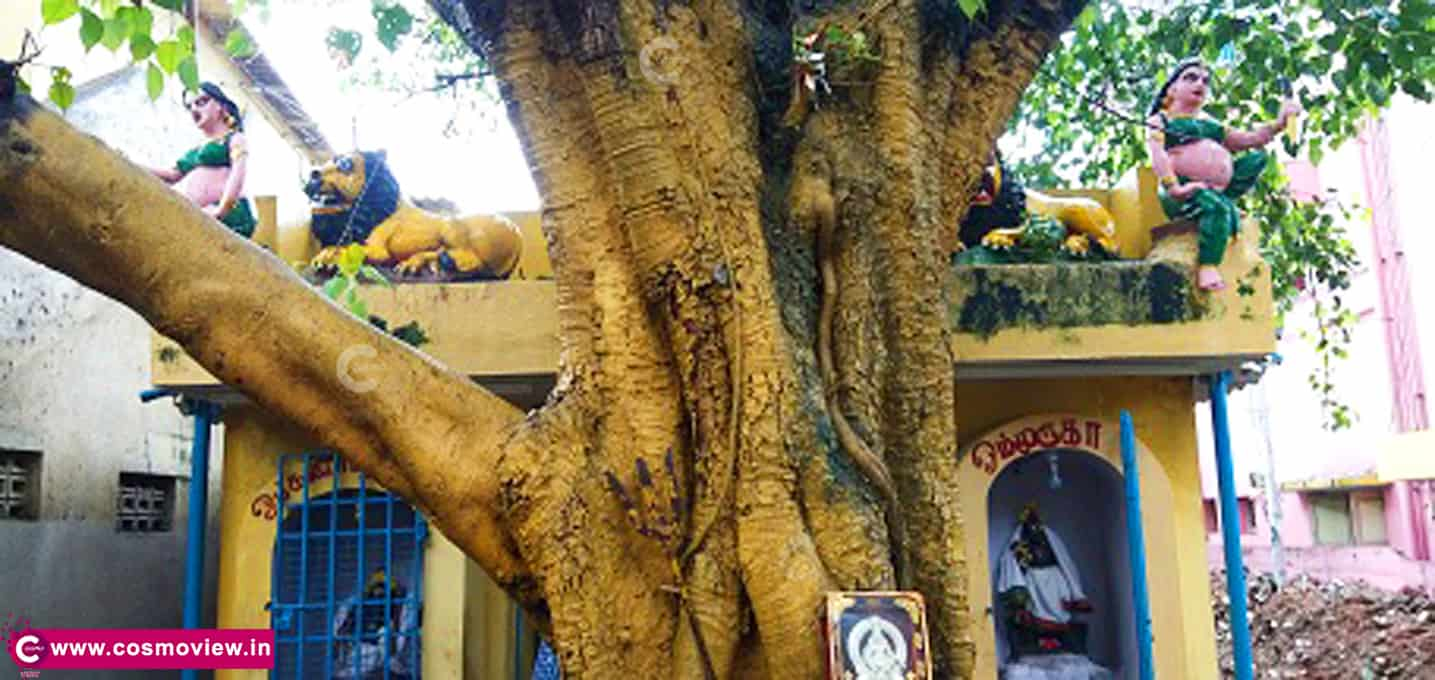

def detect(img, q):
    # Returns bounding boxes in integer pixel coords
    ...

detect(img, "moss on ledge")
[949,260,1206,340]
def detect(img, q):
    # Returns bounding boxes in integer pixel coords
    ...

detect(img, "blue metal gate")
[271,450,427,679]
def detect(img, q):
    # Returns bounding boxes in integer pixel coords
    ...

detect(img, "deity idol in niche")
[995,504,1113,679]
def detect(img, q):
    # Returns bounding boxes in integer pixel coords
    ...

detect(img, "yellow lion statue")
[304,151,522,279]
[959,152,1119,257]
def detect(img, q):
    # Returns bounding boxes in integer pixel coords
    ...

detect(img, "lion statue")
[304,151,523,279]
[959,151,1119,258]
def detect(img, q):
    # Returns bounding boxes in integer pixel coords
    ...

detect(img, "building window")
[0,450,41,520]
[1237,497,1258,534]
[1202,497,1257,534]
[1310,489,1388,546]
[116,473,175,533]
[1352,491,1388,544]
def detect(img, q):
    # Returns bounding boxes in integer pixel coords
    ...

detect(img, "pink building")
[1197,97,1435,594]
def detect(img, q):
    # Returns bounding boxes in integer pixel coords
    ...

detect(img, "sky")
[244,2,541,213]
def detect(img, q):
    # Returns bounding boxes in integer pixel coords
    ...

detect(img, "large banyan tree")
[0,0,1087,676]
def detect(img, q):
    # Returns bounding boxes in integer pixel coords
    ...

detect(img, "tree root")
[807,174,911,588]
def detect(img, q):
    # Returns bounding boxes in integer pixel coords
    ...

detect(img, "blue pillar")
[140,389,216,680]
[1120,411,1156,680]
[183,401,217,680]
[182,401,217,632]
[1210,371,1255,680]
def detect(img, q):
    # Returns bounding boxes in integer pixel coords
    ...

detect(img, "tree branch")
[0,93,530,587]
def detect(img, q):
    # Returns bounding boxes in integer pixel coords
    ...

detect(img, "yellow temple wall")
[956,376,1218,680]
[213,405,526,680]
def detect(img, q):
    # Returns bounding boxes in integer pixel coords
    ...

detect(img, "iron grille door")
[271,450,427,679]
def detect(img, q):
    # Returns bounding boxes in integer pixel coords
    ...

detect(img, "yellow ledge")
[950,166,1276,378]
[152,280,560,403]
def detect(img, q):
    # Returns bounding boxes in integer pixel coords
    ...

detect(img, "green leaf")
[178,26,196,50]
[49,80,75,111]
[322,276,349,300]
[41,0,80,25]
[390,321,429,348]
[357,265,392,287]
[152,0,183,11]
[224,31,256,58]
[326,28,363,65]
[130,34,157,62]
[100,15,132,52]
[79,9,104,51]
[130,7,154,37]
[155,40,182,73]
[343,288,368,319]
[177,56,200,92]
[957,0,984,19]
[338,244,367,277]
[146,62,164,100]
[372,3,414,52]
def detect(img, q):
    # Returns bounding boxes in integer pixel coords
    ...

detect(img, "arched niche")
[957,414,1181,680]
[987,448,1133,676]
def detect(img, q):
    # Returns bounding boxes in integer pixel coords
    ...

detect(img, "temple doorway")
[987,448,1137,679]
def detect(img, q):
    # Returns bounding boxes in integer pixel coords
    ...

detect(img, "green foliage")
[78,9,102,51]
[956,0,987,20]
[327,28,364,66]
[154,39,183,73]
[953,215,1120,266]
[318,245,428,348]
[372,1,414,53]
[146,61,164,99]
[224,30,256,59]
[41,0,80,26]
[29,0,205,111]
[1013,0,1435,430]
[47,66,74,111]
[322,1,416,66]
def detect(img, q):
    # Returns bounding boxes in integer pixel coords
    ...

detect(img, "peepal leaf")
[41,0,79,25]
[79,9,103,51]
[146,62,164,100]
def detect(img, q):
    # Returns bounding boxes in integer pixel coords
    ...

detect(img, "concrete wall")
[1205,541,1435,594]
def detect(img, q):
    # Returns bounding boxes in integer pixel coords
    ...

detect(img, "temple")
[147,162,1275,678]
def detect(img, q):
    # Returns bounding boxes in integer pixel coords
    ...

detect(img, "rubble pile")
[1211,570,1435,678]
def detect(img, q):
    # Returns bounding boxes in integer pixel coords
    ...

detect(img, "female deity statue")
[149,82,256,238]
[1146,59,1300,290]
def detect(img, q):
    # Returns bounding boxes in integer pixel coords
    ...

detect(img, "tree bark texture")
[0,0,1083,676]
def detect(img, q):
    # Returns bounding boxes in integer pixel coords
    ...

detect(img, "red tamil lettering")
[250,493,277,520]
[1085,421,1102,449]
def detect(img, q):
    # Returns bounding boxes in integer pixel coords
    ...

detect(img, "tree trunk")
[0,0,1082,676]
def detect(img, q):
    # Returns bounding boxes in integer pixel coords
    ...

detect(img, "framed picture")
[824,591,933,680]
